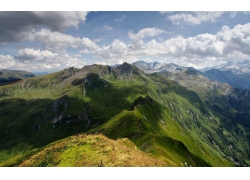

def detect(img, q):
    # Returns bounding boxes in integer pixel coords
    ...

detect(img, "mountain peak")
[114,62,143,76]
[240,60,250,64]
[213,60,250,75]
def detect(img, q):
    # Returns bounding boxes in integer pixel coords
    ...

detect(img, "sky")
[0,10,250,73]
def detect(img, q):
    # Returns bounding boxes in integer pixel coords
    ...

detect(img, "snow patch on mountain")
[203,60,250,75]
[132,60,190,74]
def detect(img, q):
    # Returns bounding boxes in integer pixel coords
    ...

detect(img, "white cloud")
[103,39,127,54]
[81,37,101,51]
[114,15,126,22]
[93,38,103,43]
[128,27,165,40]
[231,12,237,18]
[73,54,81,58]
[103,25,113,31]
[1,48,86,72]
[186,33,224,57]
[159,11,175,15]
[15,48,56,62]
[4,22,250,71]
[29,28,82,52]
[216,23,250,55]
[83,23,250,68]
[168,12,224,25]
[26,23,247,69]
[0,55,20,70]
[28,29,101,53]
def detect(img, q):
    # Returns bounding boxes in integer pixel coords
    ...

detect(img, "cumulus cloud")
[80,23,250,68]
[28,28,82,52]
[0,55,20,70]
[28,28,101,53]
[3,21,250,71]
[101,39,127,56]
[15,48,56,62]
[0,11,88,43]
[81,37,101,51]
[0,48,86,72]
[128,27,165,40]
[168,12,224,25]
[216,23,250,55]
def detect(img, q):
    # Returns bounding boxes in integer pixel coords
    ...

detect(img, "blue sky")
[0,10,250,73]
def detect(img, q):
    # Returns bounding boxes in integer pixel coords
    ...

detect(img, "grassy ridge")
[18,134,167,167]
[0,63,247,166]
[90,96,231,166]
[160,70,250,166]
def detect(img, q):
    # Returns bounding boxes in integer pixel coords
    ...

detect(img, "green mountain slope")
[0,62,248,166]
[160,68,250,166]
[0,69,35,86]
[18,134,167,167]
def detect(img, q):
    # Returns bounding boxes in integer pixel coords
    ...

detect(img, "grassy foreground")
[18,134,167,167]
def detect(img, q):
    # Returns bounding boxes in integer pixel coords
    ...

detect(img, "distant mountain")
[0,69,36,86]
[33,71,50,76]
[133,60,250,90]
[202,60,250,90]
[132,60,199,74]
[213,60,250,75]
[132,61,165,72]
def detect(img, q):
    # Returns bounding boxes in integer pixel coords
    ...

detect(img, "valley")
[0,62,250,166]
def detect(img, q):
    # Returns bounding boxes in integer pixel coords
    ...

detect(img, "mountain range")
[133,60,250,90]
[0,61,250,166]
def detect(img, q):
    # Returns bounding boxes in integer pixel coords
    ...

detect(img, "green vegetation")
[0,63,249,166]
[0,69,35,86]
[18,134,167,167]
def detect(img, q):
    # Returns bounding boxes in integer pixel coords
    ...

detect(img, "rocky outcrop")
[130,95,153,110]
[113,62,143,77]
[81,73,108,97]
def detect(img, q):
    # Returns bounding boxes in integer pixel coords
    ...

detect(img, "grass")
[18,134,168,167]
[90,95,233,166]
[0,63,248,166]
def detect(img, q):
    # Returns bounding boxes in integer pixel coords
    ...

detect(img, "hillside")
[203,69,250,90]
[201,60,250,90]
[18,134,167,167]
[0,69,35,86]
[0,63,249,166]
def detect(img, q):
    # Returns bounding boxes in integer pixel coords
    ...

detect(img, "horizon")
[1,11,250,73]
[2,59,250,75]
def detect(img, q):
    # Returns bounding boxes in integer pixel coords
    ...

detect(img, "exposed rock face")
[130,95,153,110]
[60,67,79,81]
[114,62,142,76]
[132,60,193,74]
